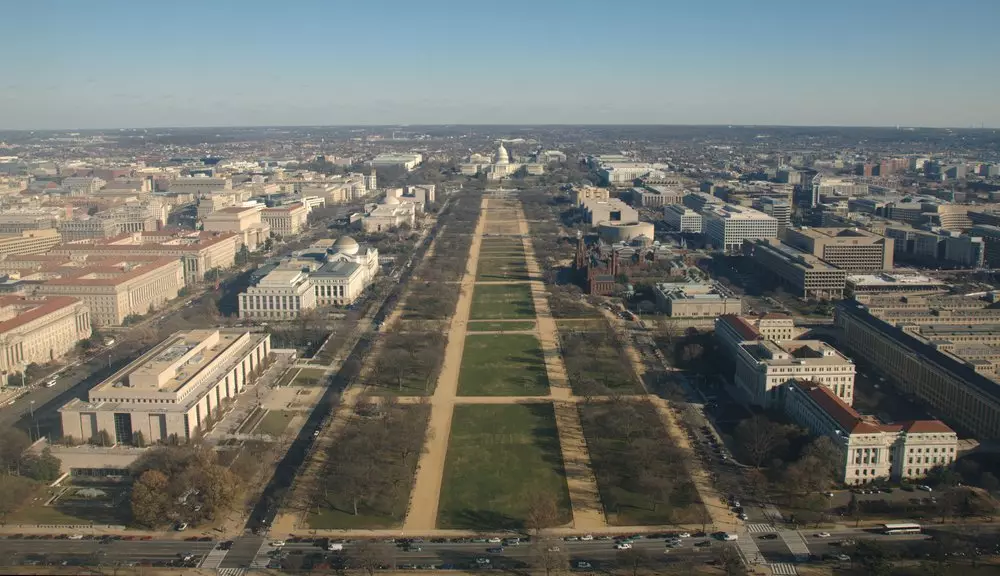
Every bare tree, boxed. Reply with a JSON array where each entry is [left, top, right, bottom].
[[353, 541, 395, 575], [525, 491, 561, 535], [735, 415, 785, 469], [530, 538, 568, 576]]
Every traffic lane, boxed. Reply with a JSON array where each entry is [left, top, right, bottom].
[[0, 539, 216, 554], [752, 534, 792, 561]]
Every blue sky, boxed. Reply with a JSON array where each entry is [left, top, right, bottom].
[[2, 0, 998, 129]]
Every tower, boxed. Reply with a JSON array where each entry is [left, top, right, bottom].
[[366, 169, 378, 192]]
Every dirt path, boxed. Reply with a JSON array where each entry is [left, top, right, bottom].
[[517, 205, 607, 530], [403, 197, 489, 531]]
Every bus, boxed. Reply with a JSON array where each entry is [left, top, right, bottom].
[[880, 523, 921, 535]]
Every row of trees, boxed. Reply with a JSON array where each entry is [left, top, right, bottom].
[[312, 398, 430, 521], [130, 445, 241, 528], [0, 427, 63, 525], [366, 329, 447, 394], [579, 399, 704, 525], [561, 322, 638, 396]]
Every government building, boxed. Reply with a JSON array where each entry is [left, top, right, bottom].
[[0, 296, 92, 388], [60, 329, 271, 444]]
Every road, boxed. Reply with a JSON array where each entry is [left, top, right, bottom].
[[0, 527, 984, 571]]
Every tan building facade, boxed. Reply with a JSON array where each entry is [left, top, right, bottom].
[[0, 229, 62, 257], [0, 296, 92, 387], [733, 338, 856, 408], [59, 329, 271, 445], [745, 239, 847, 298], [262, 203, 309, 236], [238, 269, 316, 319], [201, 205, 271, 251], [35, 257, 184, 326], [783, 227, 894, 271], [785, 380, 957, 485]]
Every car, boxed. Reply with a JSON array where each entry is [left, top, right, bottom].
[[677, 532, 691, 538], [665, 540, 682, 548], [580, 534, 594, 541], [615, 543, 632, 550], [917, 485, 933, 492], [487, 537, 502, 544], [824, 492, 835, 497], [564, 536, 579, 541], [695, 540, 713, 548], [502, 538, 520, 546], [836, 554, 851, 561], [68, 534, 84, 540], [218, 541, 233, 550], [175, 522, 188, 532], [759, 534, 778, 540], [270, 541, 286, 547], [486, 547, 504, 554], [738, 513, 748, 520], [547, 546, 561, 552], [180, 554, 194, 562], [575, 561, 593, 569], [815, 532, 831, 538], [45, 379, 57, 388], [475, 557, 491, 565]]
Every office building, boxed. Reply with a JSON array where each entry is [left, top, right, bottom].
[[629, 186, 683, 208], [261, 202, 309, 236], [579, 197, 639, 226], [783, 227, 894, 271], [971, 225, 1000, 267], [752, 197, 791, 233], [371, 153, 423, 171], [34, 257, 184, 326], [0, 296, 92, 388], [846, 272, 947, 296], [570, 186, 610, 206], [167, 176, 231, 197], [238, 269, 316, 319], [201, 204, 272, 251], [663, 205, 702, 233], [0, 214, 58, 234], [50, 231, 239, 284], [59, 329, 271, 445], [733, 338, 856, 408], [784, 380, 957, 485], [745, 239, 846, 298], [836, 299, 1000, 441], [597, 221, 655, 243], [683, 191, 723, 213], [0, 229, 62, 257], [57, 218, 119, 242], [653, 282, 741, 318], [703, 205, 778, 252]]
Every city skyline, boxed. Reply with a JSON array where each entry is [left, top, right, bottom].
[[2, 0, 1000, 130]]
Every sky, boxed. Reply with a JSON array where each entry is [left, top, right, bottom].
[[2, 0, 999, 130]]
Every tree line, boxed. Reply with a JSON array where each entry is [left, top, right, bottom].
[[0, 428, 63, 525], [366, 329, 447, 394], [312, 398, 430, 522]]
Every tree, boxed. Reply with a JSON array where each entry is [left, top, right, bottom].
[[0, 474, 33, 525], [131, 469, 171, 528], [734, 415, 786, 469], [20, 447, 61, 482], [0, 428, 31, 474], [530, 539, 568, 576], [132, 430, 146, 448], [525, 491, 561, 535], [615, 547, 650, 576], [715, 543, 747, 576], [854, 539, 892, 576], [846, 492, 862, 526], [90, 429, 113, 447], [353, 541, 394, 576]]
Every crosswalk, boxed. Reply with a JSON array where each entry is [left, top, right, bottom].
[[219, 569, 247, 576], [199, 547, 229, 570], [746, 522, 776, 533], [770, 563, 797, 576]]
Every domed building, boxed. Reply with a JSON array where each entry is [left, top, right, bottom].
[[361, 192, 417, 233], [459, 141, 548, 181]]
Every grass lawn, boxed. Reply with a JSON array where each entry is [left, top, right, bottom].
[[293, 368, 328, 386], [8, 485, 130, 526], [466, 321, 536, 332], [458, 334, 549, 396], [476, 257, 530, 281], [438, 404, 572, 530], [255, 410, 293, 437], [469, 283, 535, 319], [274, 367, 300, 388]]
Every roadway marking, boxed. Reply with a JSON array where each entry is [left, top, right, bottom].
[[199, 546, 229, 569], [770, 563, 797, 576], [746, 523, 776, 533], [250, 540, 272, 569], [219, 569, 248, 576], [779, 530, 812, 559]]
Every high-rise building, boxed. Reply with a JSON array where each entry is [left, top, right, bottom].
[[744, 239, 847, 298], [702, 205, 778, 252], [663, 205, 702, 233], [782, 227, 893, 271], [752, 197, 791, 234]]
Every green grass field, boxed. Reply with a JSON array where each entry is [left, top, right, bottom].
[[561, 331, 644, 395], [469, 283, 535, 319], [438, 404, 572, 530], [466, 321, 536, 332], [476, 257, 530, 281], [256, 410, 293, 437], [458, 334, 549, 396]]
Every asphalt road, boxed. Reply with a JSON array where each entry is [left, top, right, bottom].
[[0, 529, 971, 571]]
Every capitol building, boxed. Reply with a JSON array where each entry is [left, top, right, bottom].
[[460, 142, 546, 181]]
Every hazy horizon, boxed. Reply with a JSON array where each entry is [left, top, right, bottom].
[[3, 0, 999, 130]]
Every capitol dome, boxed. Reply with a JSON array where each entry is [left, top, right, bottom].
[[495, 143, 510, 164], [382, 195, 401, 205], [333, 235, 360, 255]]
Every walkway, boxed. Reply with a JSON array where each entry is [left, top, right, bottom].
[[403, 197, 488, 531]]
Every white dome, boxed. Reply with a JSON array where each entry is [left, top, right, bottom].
[[333, 236, 359, 255], [382, 195, 401, 205], [495, 143, 509, 164]]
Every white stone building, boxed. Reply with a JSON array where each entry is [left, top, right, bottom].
[[238, 269, 316, 319], [361, 195, 416, 233]]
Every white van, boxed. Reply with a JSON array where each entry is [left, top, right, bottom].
[[326, 543, 344, 552], [722, 533, 738, 541]]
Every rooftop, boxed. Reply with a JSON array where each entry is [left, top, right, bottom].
[[0, 296, 82, 335], [847, 272, 945, 287], [793, 380, 955, 436]]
